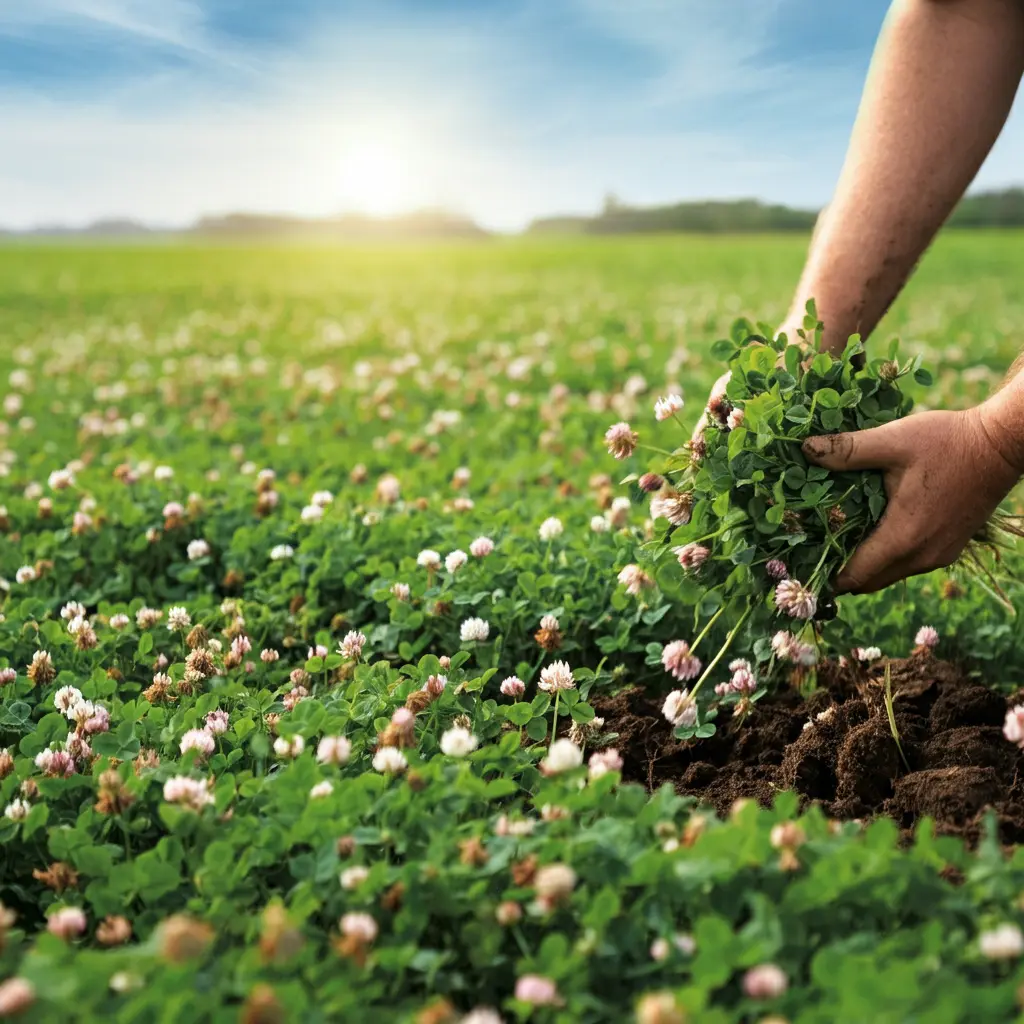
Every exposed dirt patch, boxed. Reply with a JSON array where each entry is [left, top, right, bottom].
[[593, 656, 1024, 842]]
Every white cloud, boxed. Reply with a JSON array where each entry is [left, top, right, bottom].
[[0, 0, 248, 69], [0, 0, 1020, 230]]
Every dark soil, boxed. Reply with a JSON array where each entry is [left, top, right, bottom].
[[592, 656, 1024, 842]]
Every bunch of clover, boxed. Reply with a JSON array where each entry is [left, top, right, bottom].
[[607, 302, 929, 738]]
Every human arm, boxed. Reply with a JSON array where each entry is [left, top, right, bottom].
[[778, 0, 1024, 351], [696, 0, 1024, 437]]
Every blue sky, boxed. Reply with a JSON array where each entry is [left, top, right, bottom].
[[1, 0, 1022, 229]]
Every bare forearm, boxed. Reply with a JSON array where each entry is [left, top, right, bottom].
[[981, 363, 1024, 472], [783, 0, 1024, 352]]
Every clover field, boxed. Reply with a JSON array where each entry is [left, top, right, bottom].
[[2, 234, 1024, 1023]]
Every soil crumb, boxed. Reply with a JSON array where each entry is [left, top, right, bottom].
[[592, 656, 1024, 843]]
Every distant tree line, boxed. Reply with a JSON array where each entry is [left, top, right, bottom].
[[7, 189, 1024, 240], [527, 188, 1024, 235]]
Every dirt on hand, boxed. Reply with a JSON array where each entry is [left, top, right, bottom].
[[593, 656, 1024, 843]]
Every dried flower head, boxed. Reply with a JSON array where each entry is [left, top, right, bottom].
[[604, 421, 638, 459]]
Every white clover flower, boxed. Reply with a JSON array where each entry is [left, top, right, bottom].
[[590, 515, 610, 533], [460, 617, 490, 643], [538, 517, 563, 541], [662, 690, 697, 728], [163, 776, 214, 811], [48, 468, 74, 490], [1004, 706, 1024, 747], [500, 676, 525, 698], [317, 736, 352, 765], [66, 699, 95, 724], [540, 738, 583, 775], [980, 923, 1024, 959], [469, 537, 494, 558], [167, 606, 191, 631], [187, 539, 210, 561], [538, 661, 575, 692], [338, 631, 367, 660], [60, 601, 86, 621], [270, 544, 294, 561], [153, 465, 174, 481], [300, 504, 323, 523], [372, 746, 408, 774], [311, 490, 334, 507], [654, 394, 684, 421], [309, 780, 334, 799], [53, 686, 82, 713], [460, 1010, 503, 1024], [273, 735, 305, 759], [180, 729, 215, 758], [340, 866, 370, 890], [3, 798, 30, 821], [340, 912, 378, 942], [417, 549, 442, 570], [440, 726, 479, 758], [445, 550, 468, 574]]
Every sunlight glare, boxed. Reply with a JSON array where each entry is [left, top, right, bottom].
[[337, 136, 417, 217]]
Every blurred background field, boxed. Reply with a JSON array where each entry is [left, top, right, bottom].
[[3, 230, 1023, 678]]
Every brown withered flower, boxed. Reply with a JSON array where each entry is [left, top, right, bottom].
[[458, 837, 489, 868], [241, 985, 286, 1024], [534, 614, 563, 652], [222, 568, 245, 591], [415, 999, 456, 1024], [511, 855, 538, 887], [95, 769, 135, 816], [258, 902, 304, 964], [185, 625, 209, 650], [782, 510, 804, 534], [143, 676, 173, 705], [32, 861, 79, 894], [185, 647, 215, 677], [404, 690, 432, 714], [26, 651, 56, 687], [380, 882, 405, 913], [157, 914, 214, 964], [827, 506, 847, 531], [133, 749, 161, 776], [96, 914, 132, 946]]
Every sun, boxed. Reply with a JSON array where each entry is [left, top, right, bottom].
[[337, 137, 416, 217]]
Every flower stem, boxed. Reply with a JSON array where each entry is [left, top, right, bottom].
[[690, 605, 726, 654], [690, 604, 753, 702], [637, 443, 679, 457], [551, 689, 560, 744]]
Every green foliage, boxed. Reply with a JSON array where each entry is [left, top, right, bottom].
[[0, 239, 1020, 1021]]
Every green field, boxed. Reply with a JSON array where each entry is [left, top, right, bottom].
[[2, 234, 1024, 1022]]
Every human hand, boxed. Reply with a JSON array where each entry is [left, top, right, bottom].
[[802, 404, 1024, 594]]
